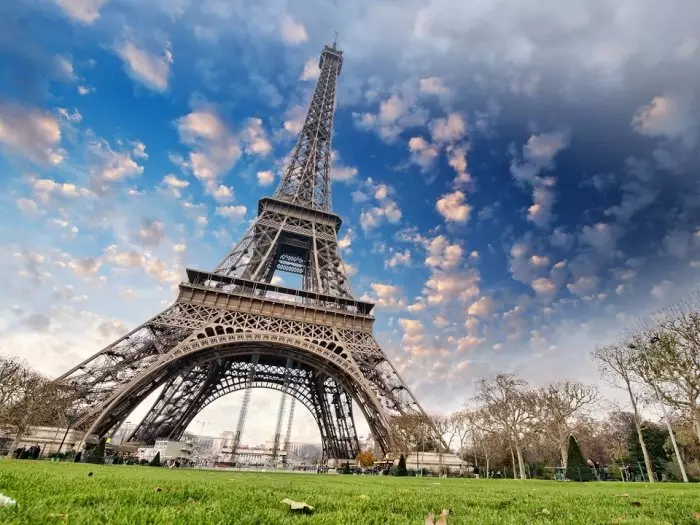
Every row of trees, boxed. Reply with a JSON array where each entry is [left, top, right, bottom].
[[386, 292, 700, 481], [0, 356, 78, 453]]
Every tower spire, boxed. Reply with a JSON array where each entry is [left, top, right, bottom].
[[273, 43, 343, 212]]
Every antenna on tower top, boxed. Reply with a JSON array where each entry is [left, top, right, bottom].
[[332, 31, 339, 49]]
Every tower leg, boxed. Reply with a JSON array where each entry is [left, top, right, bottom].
[[231, 354, 259, 463], [283, 398, 296, 464]]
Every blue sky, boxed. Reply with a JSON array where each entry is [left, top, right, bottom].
[[1, 0, 699, 444]]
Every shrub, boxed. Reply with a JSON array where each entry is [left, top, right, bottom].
[[396, 454, 407, 477], [566, 435, 595, 482], [149, 452, 161, 467]]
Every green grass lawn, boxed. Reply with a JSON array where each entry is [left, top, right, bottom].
[[0, 461, 698, 524]]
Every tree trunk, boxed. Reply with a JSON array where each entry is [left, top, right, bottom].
[[692, 411, 700, 444], [625, 379, 655, 483], [510, 445, 517, 479], [515, 442, 527, 480], [560, 439, 568, 468], [8, 428, 26, 458], [485, 456, 490, 478]]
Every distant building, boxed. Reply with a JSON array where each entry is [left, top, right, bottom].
[[137, 440, 194, 462], [0, 426, 83, 456]]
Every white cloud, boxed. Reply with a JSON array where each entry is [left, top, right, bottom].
[[137, 219, 166, 247], [16, 198, 42, 215], [580, 223, 618, 254], [300, 58, 320, 81], [161, 174, 190, 197], [176, 110, 241, 193], [650, 280, 675, 300], [0, 104, 63, 165], [53, 0, 108, 24], [241, 118, 271, 156], [419, 77, 450, 96], [567, 275, 599, 297], [532, 277, 556, 296], [408, 136, 439, 169], [361, 282, 406, 309], [88, 139, 145, 184], [216, 205, 247, 220], [211, 184, 235, 202], [116, 41, 173, 92], [423, 269, 480, 305], [283, 105, 306, 136], [632, 94, 696, 146], [523, 131, 570, 167], [425, 235, 462, 270], [467, 296, 495, 317], [386, 249, 411, 269], [436, 190, 470, 223], [331, 165, 358, 182], [257, 170, 275, 186], [527, 186, 555, 227], [280, 16, 308, 45], [173, 244, 187, 253], [430, 113, 466, 143]]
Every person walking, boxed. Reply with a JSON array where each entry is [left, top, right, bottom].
[[473, 465, 480, 479]]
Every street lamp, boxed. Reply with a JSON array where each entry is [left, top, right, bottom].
[[629, 338, 688, 483]]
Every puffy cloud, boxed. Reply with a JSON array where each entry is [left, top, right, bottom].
[[358, 180, 402, 230], [31, 178, 92, 201], [53, 0, 107, 24], [283, 105, 306, 136], [137, 219, 166, 247], [280, 15, 308, 45], [216, 205, 247, 220], [580, 223, 619, 254], [331, 165, 358, 182], [532, 277, 556, 296], [211, 184, 235, 202], [116, 41, 173, 92], [408, 136, 439, 169], [527, 186, 555, 227], [161, 174, 190, 197], [398, 318, 423, 344], [361, 282, 406, 309], [632, 94, 696, 146], [353, 94, 428, 143], [240, 117, 271, 156], [430, 113, 466, 143], [467, 296, 495, 317], [436, 190, 470, 223], [567, 275, 599, 297], [650, 280, 675, 300], [16, 198, 41, 215], [523, 131, 570, 168], [386, 249, 411, 269], [424, 235, 462, 270], [300, 58, 320, 81], [88, 139, 145, 184], [424, 269, 479, 305], [173, 244, 187, 253], [0, 104, 64, 165], [176, 110, 241, 193], [257, 170, 275, 186], [419, 77, 450, 96]]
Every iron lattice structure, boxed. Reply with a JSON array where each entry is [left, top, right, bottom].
[[58, 43, 441, 460]]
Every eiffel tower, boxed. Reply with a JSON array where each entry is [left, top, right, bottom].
[[59, 41, 440, 461]]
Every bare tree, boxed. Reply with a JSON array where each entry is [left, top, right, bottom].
[[475, 374, 539, 479], [593, 343, 655, 482], [451, 410, 471, 460], [0, 358, 78, 455], [537, 381, 599, 467], [629, 297, 700, 444], [390, 413, 437, 453]]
